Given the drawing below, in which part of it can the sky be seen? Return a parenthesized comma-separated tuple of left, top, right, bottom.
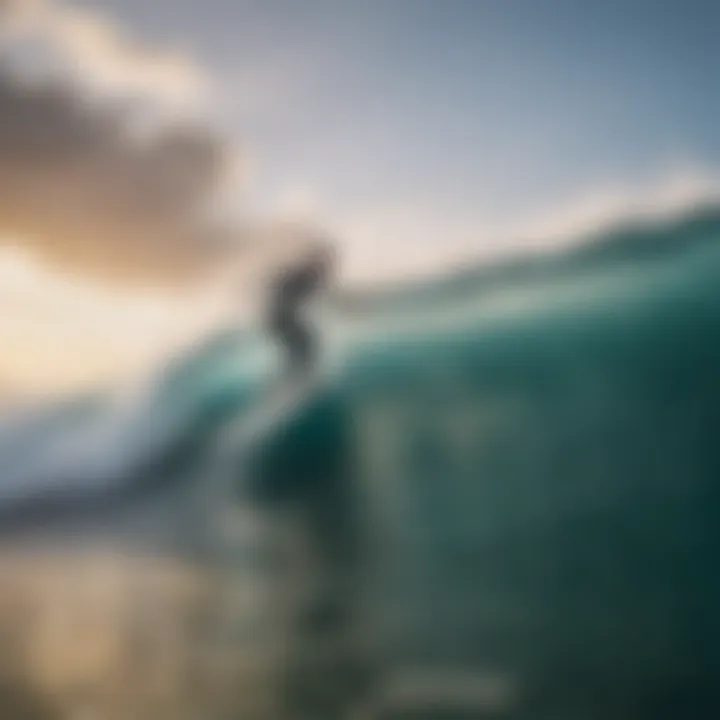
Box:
(0, 0, 719, 395)
(78, 0, 720, 273)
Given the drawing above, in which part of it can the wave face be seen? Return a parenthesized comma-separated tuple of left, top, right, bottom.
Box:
(1, 201, 719, 513)
(0, 203, 718, 718)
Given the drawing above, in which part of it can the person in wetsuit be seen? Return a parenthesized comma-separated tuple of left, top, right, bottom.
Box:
(266, 242, 336, 377)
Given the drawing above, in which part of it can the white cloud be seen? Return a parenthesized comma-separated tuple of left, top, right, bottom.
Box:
(0, 0, 242, 287)
(1, 0, 209, 110)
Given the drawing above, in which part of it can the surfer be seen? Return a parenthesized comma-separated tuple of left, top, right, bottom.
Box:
(265, 240, 336, 378)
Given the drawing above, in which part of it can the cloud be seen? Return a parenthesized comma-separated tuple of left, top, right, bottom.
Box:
(1, 0, 207, 106)
(0, 0, 244, 287)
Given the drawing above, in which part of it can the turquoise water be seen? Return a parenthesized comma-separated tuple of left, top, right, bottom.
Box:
(0, 203, 719, 718)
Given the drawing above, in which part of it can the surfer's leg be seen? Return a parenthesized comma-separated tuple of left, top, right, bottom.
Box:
(269, 311, 293, 372)
(270, 312, 311, 377)
(287, 320, 316, 377)
(268, 302, 321, 382)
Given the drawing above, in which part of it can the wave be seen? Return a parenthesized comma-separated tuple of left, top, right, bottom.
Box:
(0, 327, 269, 525)
(1, 199, 719, 524)
(342, 200, 720, 313)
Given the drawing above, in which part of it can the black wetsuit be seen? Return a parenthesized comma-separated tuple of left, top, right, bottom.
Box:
(267, 258, 328, 375)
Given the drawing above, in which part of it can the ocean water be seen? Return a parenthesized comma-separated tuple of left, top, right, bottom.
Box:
(0, 203, 719, 718)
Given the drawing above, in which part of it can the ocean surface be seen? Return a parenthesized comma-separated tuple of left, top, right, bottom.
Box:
(0, 202, 719, 719)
